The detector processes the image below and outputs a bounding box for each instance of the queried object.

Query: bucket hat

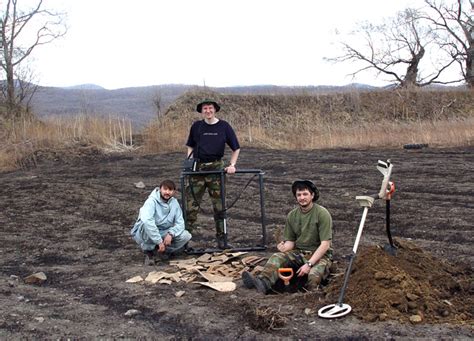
[196,99,220,113]
[291,180,319,202]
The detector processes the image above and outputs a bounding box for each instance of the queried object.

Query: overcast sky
[29,0,426,90]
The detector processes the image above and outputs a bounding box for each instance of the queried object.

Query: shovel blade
[318,303,352,319]
[383,244,397,256]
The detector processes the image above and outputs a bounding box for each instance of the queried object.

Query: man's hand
[277,240,295,252]
[157,242,166,253]
[164,233,173,246]
[225,165,236,174]
[277,241,286,252]
[296,263,311,277]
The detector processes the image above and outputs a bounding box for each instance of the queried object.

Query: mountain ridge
[28,82,431,128]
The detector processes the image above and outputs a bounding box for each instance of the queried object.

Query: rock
[304,308,313,315]
[378,313,388,321]
[124,309,141,317]
[406,293,419,301]
[134,181,146,189]
[24,272,47,284]
[10,275,19,280]
[407,301,418,309]
[409,315,423,323]
[175,290,185,298]
[126,276,143,283]
[34,317,45,323]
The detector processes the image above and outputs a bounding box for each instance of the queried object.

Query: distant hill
[30,83,381,128]
[62,84,106,90]
[31,84,197,127]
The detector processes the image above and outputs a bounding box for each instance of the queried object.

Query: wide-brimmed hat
[196,99,220,113]
[291,180,319,202]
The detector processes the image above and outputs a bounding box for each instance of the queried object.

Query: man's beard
[160,194,170,202]
[299,200,313,210]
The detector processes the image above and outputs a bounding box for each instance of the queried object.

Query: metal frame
[180,168,267,254]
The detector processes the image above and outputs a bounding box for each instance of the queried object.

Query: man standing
[185,99,240,249]
[131,180,191,265]
[242,180,333,294]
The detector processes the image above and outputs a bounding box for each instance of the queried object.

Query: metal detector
[180,168,267,254]
[318,160,393,319]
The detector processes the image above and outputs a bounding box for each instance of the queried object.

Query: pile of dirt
[324,238,473,324]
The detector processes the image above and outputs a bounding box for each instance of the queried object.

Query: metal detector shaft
[337,204,370,305]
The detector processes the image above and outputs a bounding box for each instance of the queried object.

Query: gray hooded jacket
[130,188,185,249]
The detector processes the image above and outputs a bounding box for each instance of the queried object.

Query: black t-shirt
[186,120,240,162]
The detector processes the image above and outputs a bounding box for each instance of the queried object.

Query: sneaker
[241,271,270,294]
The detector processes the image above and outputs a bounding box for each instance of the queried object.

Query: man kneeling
[242,180,333,294]
[131,180,191,265]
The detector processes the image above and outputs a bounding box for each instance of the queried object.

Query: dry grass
[0,115,134,171]
[141,88,474,154]
[143,115,474,153]
[1,89,473,171]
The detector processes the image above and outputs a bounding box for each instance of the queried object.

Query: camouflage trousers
[185,160,226,237]
[258,250,333,288]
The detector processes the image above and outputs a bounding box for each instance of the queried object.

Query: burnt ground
[0,146,473,339]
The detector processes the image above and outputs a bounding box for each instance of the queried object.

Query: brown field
[0,145,472,339]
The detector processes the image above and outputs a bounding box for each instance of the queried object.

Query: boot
[241,271,270,294]
[242,271,255,289]
[216,236,233,249]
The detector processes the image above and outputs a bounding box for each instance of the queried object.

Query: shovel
[383,181,397,256]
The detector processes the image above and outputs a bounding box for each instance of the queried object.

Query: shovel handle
[278,268,294,285]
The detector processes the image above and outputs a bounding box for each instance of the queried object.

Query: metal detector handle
[353,197,373,253]
[376,160,393,200]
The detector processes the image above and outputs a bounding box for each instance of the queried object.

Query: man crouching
[131,180,191,265]
[242,180,333,294]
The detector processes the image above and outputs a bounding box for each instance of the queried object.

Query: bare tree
[0,0,67,119]
[1,61,39,113]
[329,8,456,87]
[423,0,474,87]
[152,91,163,118]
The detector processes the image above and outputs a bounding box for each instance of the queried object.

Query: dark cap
[196,99,220,113]
[291,180,319,202]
